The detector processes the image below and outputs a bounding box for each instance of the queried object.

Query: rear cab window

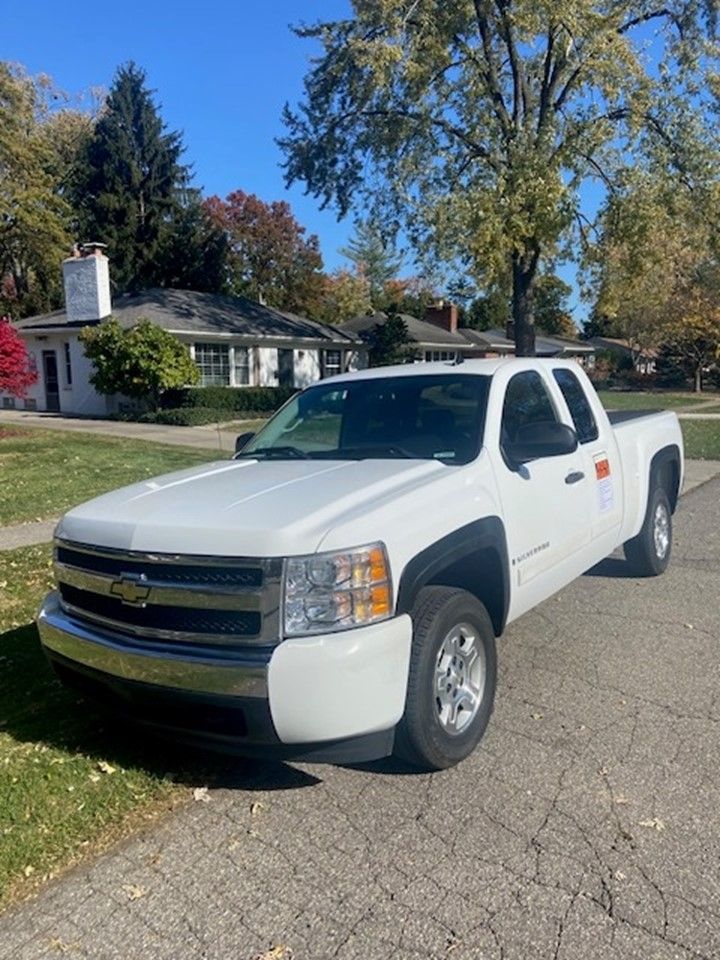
[552,368,599,443]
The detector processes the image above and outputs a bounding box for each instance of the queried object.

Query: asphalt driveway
[2,478,719,960]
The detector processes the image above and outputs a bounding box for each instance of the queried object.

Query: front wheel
[395,586,497,771]
[623,485,672,577]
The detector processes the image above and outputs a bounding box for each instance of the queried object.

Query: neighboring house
[341,304,481,362]
[1,246,365,416]
[342,305,595,365]
[588,336,657,374]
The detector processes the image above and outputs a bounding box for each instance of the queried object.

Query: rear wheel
[395,586,497,771]
[623,485,672,577]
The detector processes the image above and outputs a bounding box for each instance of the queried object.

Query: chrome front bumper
[37,592,268,698]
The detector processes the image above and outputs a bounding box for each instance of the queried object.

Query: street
[2,476,719,960]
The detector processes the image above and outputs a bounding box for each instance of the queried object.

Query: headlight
[283,542,393,637]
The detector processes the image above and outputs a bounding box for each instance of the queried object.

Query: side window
[501,372,558,447]
[553,368,599,443]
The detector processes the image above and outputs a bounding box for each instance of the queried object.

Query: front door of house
[277,349,295,388]
[42,351,60,412]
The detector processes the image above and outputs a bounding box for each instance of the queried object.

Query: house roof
[341,312,474,348]
[480,328,594,356]
[14,288,360,346]
[458,327,515,351]
[589,337,658,358]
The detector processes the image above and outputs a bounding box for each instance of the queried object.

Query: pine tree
[73,63,189,292]
[339,221,402,303]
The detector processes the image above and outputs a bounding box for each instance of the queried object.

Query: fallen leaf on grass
[638,818,665,832]
[122,883,148,901]
[23,865,34,878]
[193,786,211,803]
[97,761,116,775]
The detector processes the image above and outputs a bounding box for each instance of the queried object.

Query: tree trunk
[511,252,537,357]
[694,366,702,393]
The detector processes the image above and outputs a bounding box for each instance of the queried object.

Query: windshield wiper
[237,445,310,460]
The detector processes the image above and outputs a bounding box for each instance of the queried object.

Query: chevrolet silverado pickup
[38,359,684,770]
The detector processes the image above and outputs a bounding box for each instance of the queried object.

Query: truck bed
[607,409,663,425]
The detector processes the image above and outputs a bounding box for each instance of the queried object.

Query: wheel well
[651,447,681,512]
[423,547,506,637]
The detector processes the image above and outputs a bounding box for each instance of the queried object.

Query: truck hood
[56,457,448,556]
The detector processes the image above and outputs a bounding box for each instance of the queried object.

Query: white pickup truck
[38,359,683,770]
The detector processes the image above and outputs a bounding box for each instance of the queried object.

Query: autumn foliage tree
[204,191,325,315]
[280,1,718,356]
[0,319,38,397]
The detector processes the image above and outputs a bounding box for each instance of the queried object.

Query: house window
[233,347,251,386]
[195,342,230,386]
[424,350,457,362]
[63,342,73,387]
[323,350,343,378]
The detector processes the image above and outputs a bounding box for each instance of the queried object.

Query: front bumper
[38,592,412,762]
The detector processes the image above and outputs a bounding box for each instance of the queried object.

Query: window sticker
[594,454,614,513]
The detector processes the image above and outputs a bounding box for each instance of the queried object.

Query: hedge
[137,407,267,426]
[160,386,296,413]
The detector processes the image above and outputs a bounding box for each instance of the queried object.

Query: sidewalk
[0,409,252,453]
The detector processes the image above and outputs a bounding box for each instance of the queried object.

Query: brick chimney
[62,242,111,323]
[423,300,458,334]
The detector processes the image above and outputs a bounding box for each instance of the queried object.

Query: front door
[277,349,295,388]
[494,369,592,621]
[42,351,60,412]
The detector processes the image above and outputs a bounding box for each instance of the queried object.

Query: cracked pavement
[1,478,719,960]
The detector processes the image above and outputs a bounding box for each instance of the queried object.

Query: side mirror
[505,421,578,464]
[235,431,255,453]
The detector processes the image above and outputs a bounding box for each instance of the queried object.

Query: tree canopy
[280,0,719,355]
[0,64,89,317]
[72,63,189,292]
[204,190,325,315]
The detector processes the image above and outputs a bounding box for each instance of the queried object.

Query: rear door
[491,368,593,620]
[552,366,623,548]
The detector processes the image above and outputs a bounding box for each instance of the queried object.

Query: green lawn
[0,428,219,526]
[0,545,181,907]
[596,390,716,411]
[680,420,720,461]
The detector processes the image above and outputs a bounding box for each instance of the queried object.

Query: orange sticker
[595,458,610,480]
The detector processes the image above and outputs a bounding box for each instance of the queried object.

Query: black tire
[395,586,497,771]
[623,485,672,577]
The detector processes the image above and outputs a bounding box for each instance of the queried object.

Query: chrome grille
[54,540,282,646]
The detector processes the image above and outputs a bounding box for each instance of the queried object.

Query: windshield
[240,373,491,465]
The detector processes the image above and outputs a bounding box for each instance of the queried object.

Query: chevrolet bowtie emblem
[110,574,151,607]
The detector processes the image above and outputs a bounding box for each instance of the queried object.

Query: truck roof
[321,356,580,386]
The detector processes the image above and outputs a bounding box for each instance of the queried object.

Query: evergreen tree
[339,221,403,303]
[368,310,417,367]
[73,63,189,292]
[159,189,227,293]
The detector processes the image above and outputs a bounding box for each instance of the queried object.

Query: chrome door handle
[565,471,585,485]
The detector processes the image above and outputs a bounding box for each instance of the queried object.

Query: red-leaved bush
[0,318,37,398]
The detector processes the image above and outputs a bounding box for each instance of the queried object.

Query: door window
[552,368,598,443]
[500,371,558,453]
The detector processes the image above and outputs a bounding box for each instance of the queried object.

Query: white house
[1,245,366,416]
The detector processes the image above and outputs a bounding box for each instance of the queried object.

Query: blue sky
[6,1,357,268]
[6,0,605,317]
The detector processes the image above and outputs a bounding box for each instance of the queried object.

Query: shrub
[160,385,295,413]
[137,407,249,426]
